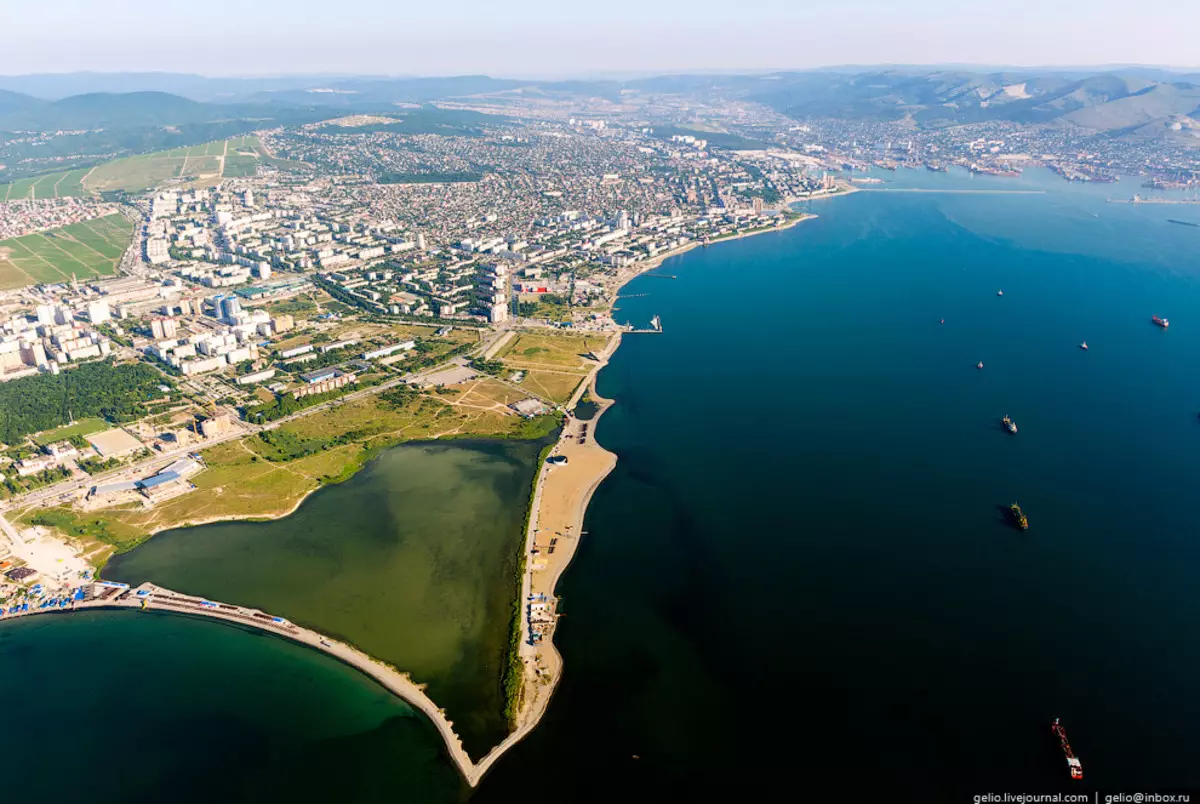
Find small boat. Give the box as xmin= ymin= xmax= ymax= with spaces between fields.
xmin=1010 ymin=503 xmax=1029 ymax=530
xmin=1079 ymin=341 xmax=1089 ymax=351
xmin=997 ymin=290 xmax=1004 ymax=296
xmin=940 ymin=319 xmax=945 ymax=324
xmin=1052 ymin=718 xmax=1083 ymax=780
xmin=1002 ymin=415 xmax=1018 ymax=434
xmin=977 ymin=361 xmax=984 ymax=369
xmin=1152 ymin=315 xmax=1169 ymax=328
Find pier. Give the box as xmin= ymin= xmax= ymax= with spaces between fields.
xmin=1107 ymin=197 xmax=1200 ymax=205
xmin=627 ymin=315 xmax=663 ymax=334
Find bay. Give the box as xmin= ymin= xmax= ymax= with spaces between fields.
xmin=7 ymin=168 xmax=1200 ymax=800
xmin=0 ymin=610 xmax=465 ymax=803
xmin=476 ymin=168 xmax=1200 ymax=799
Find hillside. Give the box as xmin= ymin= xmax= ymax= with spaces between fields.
xmin=0 ymin=90 xmax=328 ymax=132
xmin=0 ymin=69 xmax=1196 ymax=154
xmin=1058 ymin=83 xmax=1200 ymax=131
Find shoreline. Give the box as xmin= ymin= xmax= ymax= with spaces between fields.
xmin=606 ymin=210 xmax=819 ymax=312
xmin=119 ymin=431 xmax=533 ymax=543
xmin=0 ymin=209 xmax=826 ymax=789
xmin=0 ymin=584 xmax=482 ymax=783
xmin=490 ymin=336 xmax=621 ymax=776
xmin=472 ymin=208 xmax=829 ymax=778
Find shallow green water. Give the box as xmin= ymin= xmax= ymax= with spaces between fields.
xmin=105 ymin=439 xmax=542 ymax=757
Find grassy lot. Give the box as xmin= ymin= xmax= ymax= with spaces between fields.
xmin=86 ymin=151 xmax=192 ymax=193
xmin=0 ymin=213 xmax=133 ymax=288
xmin=221 ymin=154 xmax=258 ymax=178
xmin=451 ymin=377 xmax=531 ymax=413
xmin=0 ymin=136 xmax=271 ymax=200
xmin=0 ymin=167 xmax=92 ymax=201
xmin=31 ymin=417 xmax=108 ymax=446
xmin=180 ymin=155 xmax=221 ymax=177
xmin=21 ymin=391 xmax=550 ymax=564
xmin=517 ymin=369 xmax=585 ymax=404
xmin=261 ymin=296 xmax=318 ymax=316
xmin=496 ymin=331 xmax=610 ymax=370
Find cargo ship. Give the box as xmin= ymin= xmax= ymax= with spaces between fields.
xmin=1052 ymin=718 xmax=1083 ymax=780
xmin=1009 ymin=503 xmax=1029 ymax=530
xmin=1152 ymin=315 xmax=1169 ymax=328
xmin=1002 ymin=415 xmax=1018 ymax=434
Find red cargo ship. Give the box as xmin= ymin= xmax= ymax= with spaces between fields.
xmin=1052 ymin=718 xmax=1083 ymax=780
xmin=1153 ymin=315 xmax=1169 ymax=328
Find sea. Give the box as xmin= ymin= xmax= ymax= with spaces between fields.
xmin=4 ymin=167 xmax=1200 ymax=802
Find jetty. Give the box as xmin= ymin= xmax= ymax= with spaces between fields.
xmin=0 ymin=580 xmax=505 ymax=787
xmin=627 ymin=314 xmax=663 ymax=334
xmin=1108 ymin=196 xmax=1200 ymax=205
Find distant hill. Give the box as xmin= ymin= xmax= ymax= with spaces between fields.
xmin=0 ymin=89 xmax=46 ymax=117
xmin=0 ymin=90 xmax=326 ymax=131
xmin=0 ymin=68 xmax=1196 ymax=150
xmin=723 ymin=69 xmax=1200 ymax=140
xmin=0 ymin=72 xmax=360 ymax=102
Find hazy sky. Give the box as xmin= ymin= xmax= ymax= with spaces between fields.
xmin=6 ymin=0 xmax=1197 ymax=76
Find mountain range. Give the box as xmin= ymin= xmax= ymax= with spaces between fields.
xmin=0 ymin=68 xmax=1197 ymax=145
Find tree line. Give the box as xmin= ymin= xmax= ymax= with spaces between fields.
xmin=0 ymin=360 xmax=168 ymax=446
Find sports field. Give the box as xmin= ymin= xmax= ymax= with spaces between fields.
xmin=0 ymin=135 xmax=266 ymax=198
xmin=0 ymin=213 xmax=134 ymax=288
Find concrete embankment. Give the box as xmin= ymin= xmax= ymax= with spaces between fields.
xmin=0 ymin=582 xmax=485 ymax=784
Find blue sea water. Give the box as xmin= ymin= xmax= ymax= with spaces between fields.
xmin=476 ymin=168 xmax=1200 ymax=800
xmin=4 ymin=167 xmax=1200 ymax=801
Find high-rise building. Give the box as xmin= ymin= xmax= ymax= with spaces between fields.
xmin=151 ymin=318 xmax=179 ymax=340
xmin=87 ymin=300 xmax=111 ymax=324
xmin=218 ymin=296 xmax=243 ymax=324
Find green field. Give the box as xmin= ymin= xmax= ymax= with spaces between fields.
xmin=0 ymin=213 xmax=133 ymax=288
xmin=222 ymin=154 xmax=259 ymax=178
xmin=0 ymin=136 xmax=267 ymax=199
xmin=15 ymin=390 xmax=540 ymax=561
xmin=31 ymin=417 xmax=109 ymax=446
xmin=0 ymin=167 xmax=91 ymax=201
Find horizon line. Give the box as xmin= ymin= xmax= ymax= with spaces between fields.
xmin=3 ymin=62 xmax=1200 ymax=82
